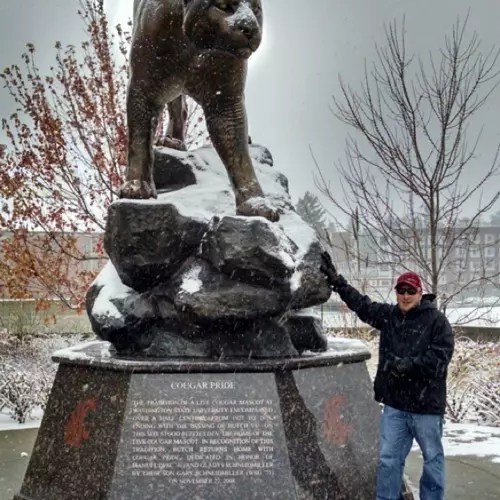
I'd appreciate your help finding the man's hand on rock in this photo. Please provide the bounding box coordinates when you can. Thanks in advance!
[320,251,343,291]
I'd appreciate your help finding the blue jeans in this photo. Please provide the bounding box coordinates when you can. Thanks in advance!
[376,405,445,500]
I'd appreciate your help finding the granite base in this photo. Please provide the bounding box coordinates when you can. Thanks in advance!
[14,338,380,500]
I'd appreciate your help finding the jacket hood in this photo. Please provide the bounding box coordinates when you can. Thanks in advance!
[422,293,437,306]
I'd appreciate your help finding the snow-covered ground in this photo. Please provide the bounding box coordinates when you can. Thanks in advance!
[0,408,43,431]
[438,423,500,463]
[406,423,500,499]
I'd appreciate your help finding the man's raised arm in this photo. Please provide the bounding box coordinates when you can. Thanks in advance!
[320,252,392,331]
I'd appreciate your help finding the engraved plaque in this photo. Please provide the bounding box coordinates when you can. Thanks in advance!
[109,372,295,499]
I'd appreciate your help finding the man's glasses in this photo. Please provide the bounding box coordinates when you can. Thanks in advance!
[396,287,418,296]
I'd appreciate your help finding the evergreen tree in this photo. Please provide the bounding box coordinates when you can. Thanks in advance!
[296,192,327,232]
[489,211,500,226]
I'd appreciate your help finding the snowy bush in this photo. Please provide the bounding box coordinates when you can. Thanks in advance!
[446,380,474,423]
[0,362,49,423]
[472,377,500,426]
[445,339,478,423]
[0,329,89,422]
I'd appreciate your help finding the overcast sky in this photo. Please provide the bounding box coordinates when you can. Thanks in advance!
[1,0,499,223]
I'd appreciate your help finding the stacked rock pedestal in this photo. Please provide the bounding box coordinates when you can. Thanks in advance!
[86,144,332,358]
[14,145,386,500]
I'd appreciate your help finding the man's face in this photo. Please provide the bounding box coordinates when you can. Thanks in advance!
[396,285,422,313]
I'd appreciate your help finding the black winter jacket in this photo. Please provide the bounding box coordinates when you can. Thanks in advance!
[335,277,454,415]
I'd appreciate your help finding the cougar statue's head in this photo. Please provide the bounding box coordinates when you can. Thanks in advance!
[183,0,263,59]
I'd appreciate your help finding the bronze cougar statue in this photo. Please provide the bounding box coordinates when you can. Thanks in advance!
[119,0,279,222]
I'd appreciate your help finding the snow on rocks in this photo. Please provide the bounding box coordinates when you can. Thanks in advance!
[86,144,331,357]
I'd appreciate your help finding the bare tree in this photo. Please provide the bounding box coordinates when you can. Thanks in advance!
[316,15,500,316]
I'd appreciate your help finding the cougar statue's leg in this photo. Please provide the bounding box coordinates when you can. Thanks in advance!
[120,0,278,221]
[204,99,279,222]
[157,95,188,151]
[118,84,160,200]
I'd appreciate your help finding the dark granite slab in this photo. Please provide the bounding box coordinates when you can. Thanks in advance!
[15,338,378,500]
[282,363,380,499]
[109,373,294,499]
[14,365,130,500]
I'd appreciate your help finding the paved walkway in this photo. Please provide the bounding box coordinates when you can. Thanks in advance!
[406,451,500,499]
[0,428,38,500]
[1,428,499,499]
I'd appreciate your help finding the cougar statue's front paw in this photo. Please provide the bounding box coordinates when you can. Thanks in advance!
[118,180,157,200]
[237,197,280,222]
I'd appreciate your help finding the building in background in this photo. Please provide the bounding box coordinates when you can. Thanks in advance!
[324,224,500,305]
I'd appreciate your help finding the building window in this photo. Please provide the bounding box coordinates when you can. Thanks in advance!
[485,247,495,258]
[469,260,482,272]
[87,259,101,271]
[486,260,496,272]
[485,234,495,244]
[470,241,481,258]
[83,237,93,255]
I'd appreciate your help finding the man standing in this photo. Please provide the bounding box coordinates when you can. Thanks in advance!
[320,252,454,500]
